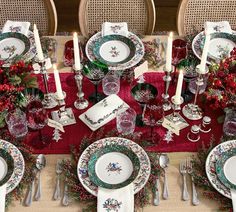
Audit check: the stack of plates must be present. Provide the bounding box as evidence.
[0,31,36,67]
[85,32,144,70]
[0,139,25,193]
[77,137,151,196]
[206,140,236,198]
[192,32,236,64]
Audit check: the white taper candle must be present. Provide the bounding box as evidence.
[165,32,173,72]
[174,70,184,104]
[199,33,210,74]
[53,64,64,100]
[73,32,81,70]
[33,24,44,61]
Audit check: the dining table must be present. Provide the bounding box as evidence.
[7,35,223,212]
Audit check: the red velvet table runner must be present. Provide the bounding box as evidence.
[25,71,223,154]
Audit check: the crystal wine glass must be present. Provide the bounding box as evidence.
[83,60,109,103]
[26,100,49,149]
[131,83,158,126]
[142,99,164,143]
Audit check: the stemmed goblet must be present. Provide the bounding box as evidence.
[26,100,49,149]
[172,39,187,82]
[142,99,164,143]
[83,60,109,103]
[131,83,158,126]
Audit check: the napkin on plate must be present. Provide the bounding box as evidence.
[97,183,134,212]
[0,184,7,212]
[79,94,129,131]
[102,22,128,37]
[204,21,232,34]
[2,20,30,35]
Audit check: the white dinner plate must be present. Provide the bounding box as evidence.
[77,137,151,196]
[86,31,144,71]
[192,31,236,64]
[0,139,25,194]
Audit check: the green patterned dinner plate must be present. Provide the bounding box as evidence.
[0,149,14,186]
[88,144,140,189]
[93,34,136,65]
[216,148,236,190]
[0,32,30,64]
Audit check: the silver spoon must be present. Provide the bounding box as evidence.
[34,154,46,201]
[159,154,170,200]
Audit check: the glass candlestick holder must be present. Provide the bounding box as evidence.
[36,58,58,109]
[74,65,89,110]
[162,68,172,111]
[182,65,208,120]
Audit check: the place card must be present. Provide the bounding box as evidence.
[162,117,180,136]
[134,61,148,79]
[79,94,129,131]
[47,118,65,133]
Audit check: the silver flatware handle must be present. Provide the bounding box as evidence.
[53,176,61,200]
[163,171,169,200]
[191,177,200,206]
[34,173,41,201]
[24,180,34,206]
[182,174,189,201]
[62,183,69,206]
[153,179,160,206]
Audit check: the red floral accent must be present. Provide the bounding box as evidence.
[204,48,236,110]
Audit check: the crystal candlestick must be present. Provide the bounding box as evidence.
[74,66,89,110]
[162,69,172,111]
[37,58,58,109]
[182,66,208,120]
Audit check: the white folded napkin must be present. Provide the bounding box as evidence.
[97,183,134,212]
[2,20,30,35]
[204,21,232,34]
[0,184,7,212]
[79,94,129,131]
[102,22,128,37]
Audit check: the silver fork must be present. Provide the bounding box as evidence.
[187,158,200,206]
[53,160,62,200]
[179,160,190,201]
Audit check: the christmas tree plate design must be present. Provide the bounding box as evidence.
[0,32,30,64]
[88,145,140,189]
[93,34,136,65]
[216,148,236,190]
[0,139,25,193]
[77,137,151,196]
[205,139,236,199]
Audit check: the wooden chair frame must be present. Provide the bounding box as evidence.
[176,0,188,36]
[78,0,156,37]
[44,0,58,35]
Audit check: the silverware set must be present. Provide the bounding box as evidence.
[179,158,200,205]
[53,160,69,206]
[24,154,46,206]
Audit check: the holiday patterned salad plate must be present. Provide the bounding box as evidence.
[93,34,136,65]
[216,148,236,190]
[77,137,151,196]
[205,139,236,199]
[0,139,25,193]
[0,32,30,64]
[88,145,140,189]
[86,32,144,71]
[192,31,236,65]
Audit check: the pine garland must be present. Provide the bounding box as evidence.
[60,128,162,211]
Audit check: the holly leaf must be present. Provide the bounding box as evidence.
[8,75,22,85]
[20,73,38,88]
